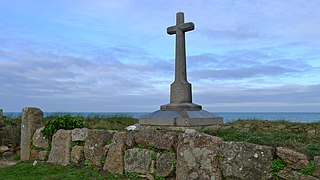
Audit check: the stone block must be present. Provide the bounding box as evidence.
[313,156,320,178]
[20,107,43,161]
[71,145,84,164]
[221,141,274,180]
[104,132,127,174]
[156,152,175,177]
[124,148,152,174]
[0,145,9,154]
[84,129,113,167]
[276,147,308,170]
[47,129,72,166]
[176,130,222,180]
[32,127,49,148]
[72,128,89,141]
[37,150,48,161]
[134,129,177,150]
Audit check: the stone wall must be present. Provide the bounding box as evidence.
[28,127,320,180]
[18,107,320,180]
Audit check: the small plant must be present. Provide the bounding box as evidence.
[107,173,121,180]
[271,158,286,177]
[83,160,92,167]
[101,156,106,166]
[42,114,84,139]
[151,152,158,161]
[12,155,20,161]
[296,161,316,175]
[125,172,139,179]
[154,173,165,180]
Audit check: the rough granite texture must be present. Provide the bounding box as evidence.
[47,129,72,166]
[124,148,152,174]
[176,129,222,180]
[21,107,43,161]
[221,141,274,180]
[276,147,308,170]
[104,132,127,174]
[134,129,177,150]
[156,152,175,177]
[314,156,320,178]
[71,145,84,164]
[84,129,113,167]
[32,127,49,148]
[72,128,89,141]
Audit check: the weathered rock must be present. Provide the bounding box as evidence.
[0,145,9,154]
[156,152,175,177]
[71,145,84,164]
[221,141,274,180]
[134,129,177,150]
[314,156,320,178]
[276,147,308,170]
[278,168,319,180]
[30,149,39,160]
[84,129,113,167]
[125,131,135,148]
[32,127,49,148]
[2,124,21,148]
[104,132,127,174]
[124,148,152,174]
[176,130,222,180]
[72,128,89,141]
[37,150,48,161]
[21,107,43,161]
[2,151,13,157]
[47,129,72,166]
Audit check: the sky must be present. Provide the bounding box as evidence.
[1,0,320,112]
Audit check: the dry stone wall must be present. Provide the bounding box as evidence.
[19,107,320,180]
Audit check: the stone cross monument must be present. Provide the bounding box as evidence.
[139,12,223,126]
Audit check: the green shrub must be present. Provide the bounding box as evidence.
[125,172,139,179]
[42,114,84,139]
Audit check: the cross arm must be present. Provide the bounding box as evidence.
[180,22,195,32]
[167,25,177,35]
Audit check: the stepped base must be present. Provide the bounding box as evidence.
[139,109,223,126]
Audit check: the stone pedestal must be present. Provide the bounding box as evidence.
[20,107,44,161]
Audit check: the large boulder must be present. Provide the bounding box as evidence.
[221,141,274,180]
[71,128,89,141]
[134,129,177,150]
[124,148,152,174]
[32,127,49,148]
[21,107,43,161]
[1,124,21,148]
[276,147,308,170]
[47,129,72,166]
[176,129,222,180]
[83,129,113,167]
[104,132,127,174]
[0,145,9,154]
[156,152,175,177]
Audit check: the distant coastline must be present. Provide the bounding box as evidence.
[3,112,320,123]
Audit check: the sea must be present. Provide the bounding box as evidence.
[3,112,320,123]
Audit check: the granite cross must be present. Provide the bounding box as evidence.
[167,12,195,104]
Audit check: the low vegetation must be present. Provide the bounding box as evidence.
[201,119,320,159]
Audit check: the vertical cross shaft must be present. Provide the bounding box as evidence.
[167,12,195,104]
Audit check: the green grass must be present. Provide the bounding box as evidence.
[200,119,320,159]
[0,161,105,179]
